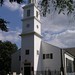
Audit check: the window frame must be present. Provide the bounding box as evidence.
[25,49,29,55]
[19,56,21,61]
[43,54,45,59]
[46,54,50,59]
[36,11,38,18]
[26,24,30,28]
[27,9,30,17]
[50,53,53,59]
[37,25,39,28]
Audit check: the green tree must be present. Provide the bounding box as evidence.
[0,0,23,32]
[0,18,8,32]
[0,0,23,5]
[0,41,18,75]
[39,0,74,16]
[0,0,74,16]
[0,0,74,24]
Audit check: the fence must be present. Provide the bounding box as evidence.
[7,72,75,75]
[34,71,60,75]
[7,72,22,75]
[7,71,60,75]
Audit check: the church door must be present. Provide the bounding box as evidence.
[24,63,31,75]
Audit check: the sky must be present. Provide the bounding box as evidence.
[0,0,75,48]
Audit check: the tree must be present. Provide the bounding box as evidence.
[0,0,23,6]
[0,41,18,75]
[0,18,8,32]
[0,0,23,32]
[0,0,75,16]
[38,0,74,16]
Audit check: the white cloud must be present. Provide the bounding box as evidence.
[3,0,75,48]
[4,0,20,11]
[4,0,25,17]
[0,28,21,44]
[42,29,75,48]
[57,30,75,47]
[19,4,25,17]
[41,12,75,48]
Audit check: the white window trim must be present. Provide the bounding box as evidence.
[65,54,74,61]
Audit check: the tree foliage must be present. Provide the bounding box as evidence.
[0,18,8,32]
[0,41,18,75]
[0,0,74,31]
[0,0,75,16]
[0,0,23,32]
[9,0,23,4]
[0,0,23,6]
[39,0,75,16]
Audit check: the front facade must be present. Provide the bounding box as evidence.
[11,0,75,75]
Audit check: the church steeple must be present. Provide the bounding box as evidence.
[28,0,36,4]
[21,0,41,75]
[22,0,41,36]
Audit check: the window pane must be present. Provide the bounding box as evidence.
[37,25,39,28]
[36,11,38,18]
[43,54,45,59]
[46,54,49,58]
[26,24,30,28]
[50,53,53,59]
[37,50,39,55]
[19,56,21,61]
[27,10,30,17]
[26,50,29,55]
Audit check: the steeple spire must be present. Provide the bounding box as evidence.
[28,0,36,4]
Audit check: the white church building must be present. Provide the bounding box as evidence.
[11,0,75,75]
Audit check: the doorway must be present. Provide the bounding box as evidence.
[24,63,31,75]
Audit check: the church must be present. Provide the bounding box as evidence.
[11,0,75,75]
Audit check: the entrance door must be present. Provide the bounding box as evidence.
[24,63,31,75]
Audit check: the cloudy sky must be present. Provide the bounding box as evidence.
[0,0,75,48]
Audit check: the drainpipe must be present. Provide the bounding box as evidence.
[60,49,64,75]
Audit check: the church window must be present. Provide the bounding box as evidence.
[21,67,23,70]
[19,56,21,61]
[50,53,53,59]
[43,53,53,59]
[43,54,45,59]
[36,11,38,18]
[26,50,29,55]
[31,67,34,71]
[37,25,39,28]
[26,24,30,28]
[27,9,30,17]
[37,50,39,55]
[46,54,49,59]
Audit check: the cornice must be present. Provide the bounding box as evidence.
[21,16,41,24]
[23,3,40,11]
[20,32,42,38]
